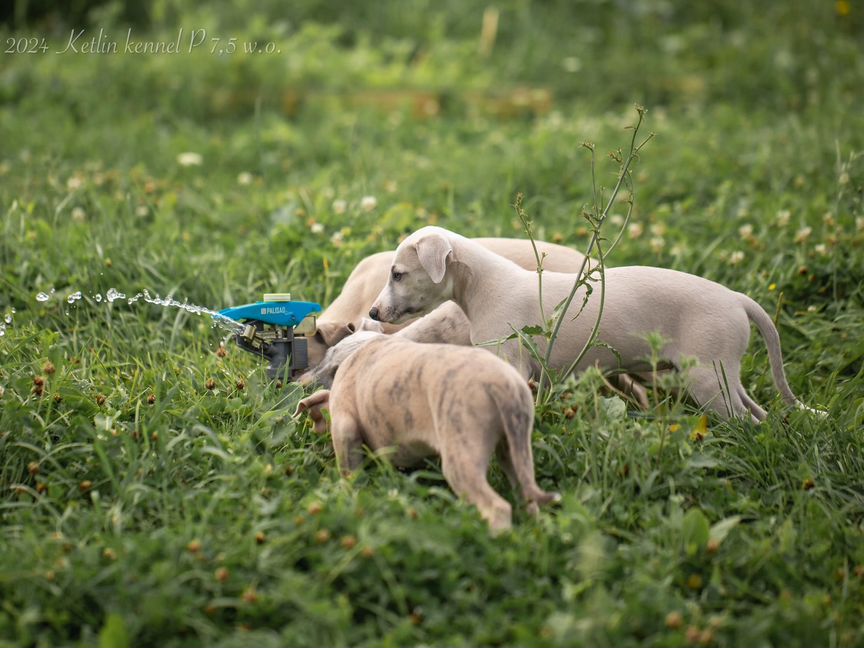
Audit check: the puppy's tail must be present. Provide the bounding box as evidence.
[494,383,561,510]
[741,296,825,416]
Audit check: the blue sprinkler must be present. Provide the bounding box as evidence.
[219,293,321,380]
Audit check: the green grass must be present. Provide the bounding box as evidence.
[1,2,864,646]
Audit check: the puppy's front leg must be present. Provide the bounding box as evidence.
[331,415,364,476]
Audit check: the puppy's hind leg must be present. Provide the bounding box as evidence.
[495,442,560,516]
[738,385,767,423]
[496,394,561,515]
[687,364,750,421]
[440,448,513,533]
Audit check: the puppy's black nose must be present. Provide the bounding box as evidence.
[369,306,380,321]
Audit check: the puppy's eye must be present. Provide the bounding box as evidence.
[392,270,404,282]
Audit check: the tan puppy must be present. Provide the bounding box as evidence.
[295,336,560,532]
[369,226,821,422]
[309,237,589,368]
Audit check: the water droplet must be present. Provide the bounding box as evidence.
[66,291,82,304]
[3,315,11,324]
[0,327,5,337]
[36,292,50,302]
[106,288,125,303]
[94,294,102,303]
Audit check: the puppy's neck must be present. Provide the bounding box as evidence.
[448,236,529,320]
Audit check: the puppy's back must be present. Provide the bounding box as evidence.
[336,336,529,424]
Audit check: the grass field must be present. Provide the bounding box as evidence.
[1,1,864,646]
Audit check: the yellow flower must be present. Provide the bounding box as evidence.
[690,415,709,442]
[768,283,777,291]
[836,0,851,17]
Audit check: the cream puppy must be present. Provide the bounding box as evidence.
[308,237,589,368]
[369,226,820,422]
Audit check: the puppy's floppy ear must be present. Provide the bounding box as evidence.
[293,389,331,434]
[413,232,452,284]
[315,321,356,347]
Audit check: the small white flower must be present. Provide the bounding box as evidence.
[136,205,149,217]
[728,251,745,265]
[384,180,398,193]
[609,214,625,227]
[67,176,83,190]
[670,244,686,256]
[738,223,753,240]
[177,152,203,167]
[360,195,378,212]
[649,223,667,236]
[71,207,86,223]
[776,210,791,227]
[650,236,666,253]
[794,226,812,244]
[822,212,835,226]
[627,223,644,239]
[310,222,324,234]
[856,216,864,232]
[807,305,818,313]
[814,243,828,256]
[332,199,347,215]
[330,231,344,246]
[237,172,253,186]
[839,172,850,185]
[562,57,581,73]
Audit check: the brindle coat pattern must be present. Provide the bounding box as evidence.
[295,336,560,532]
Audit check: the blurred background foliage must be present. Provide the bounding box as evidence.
[2,0,863,118]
